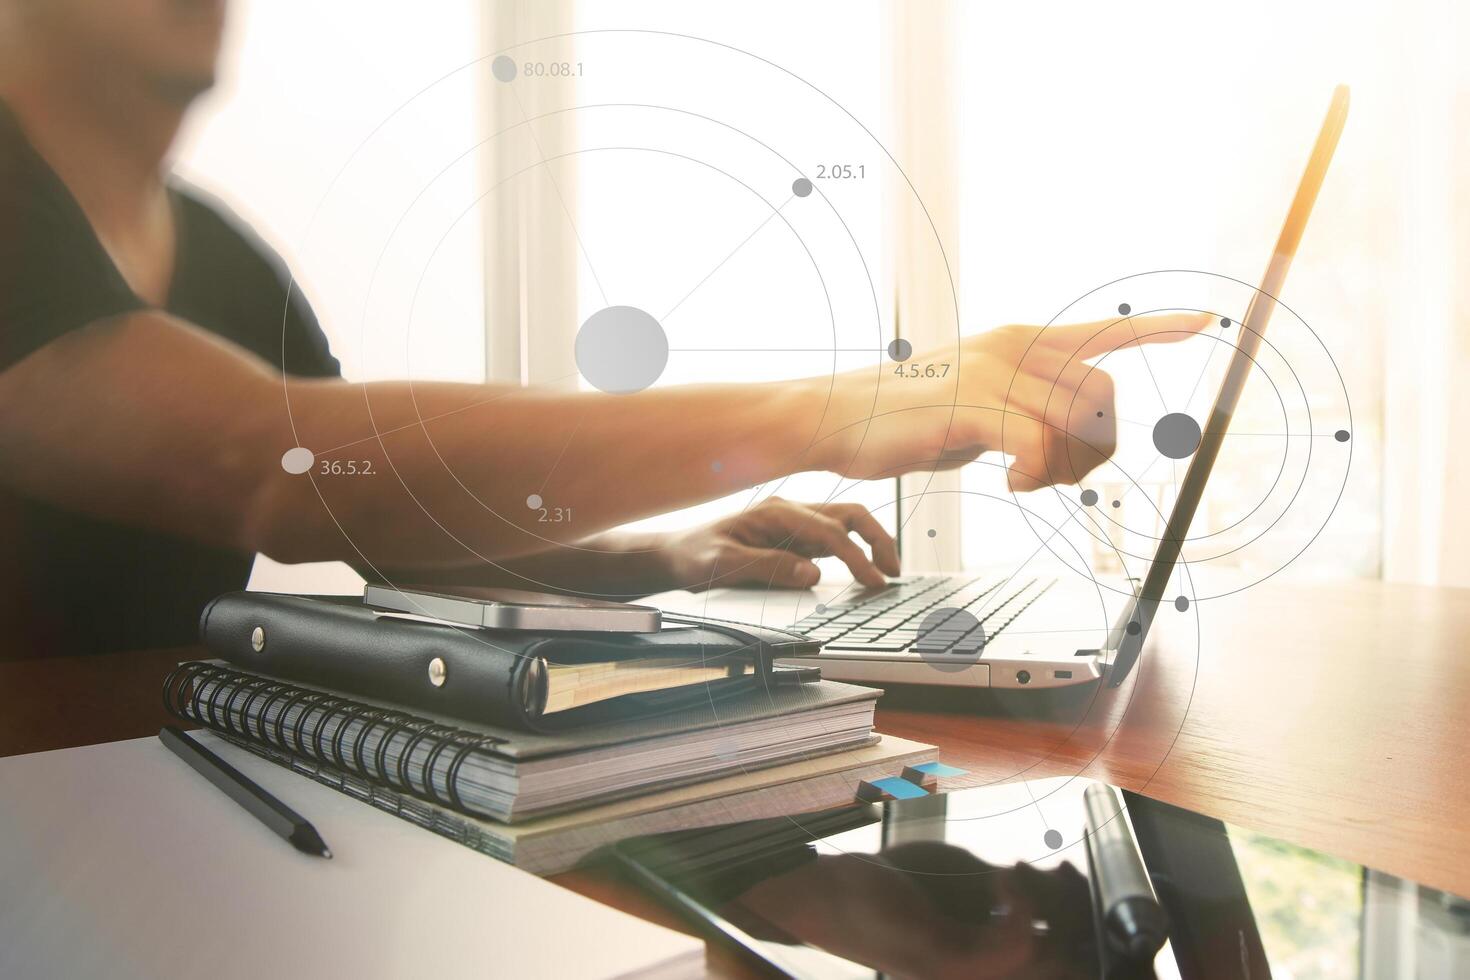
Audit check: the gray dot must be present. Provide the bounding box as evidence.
[926,528,937,538]
[1080,489,1099,507]
[1111,499,1121,508]
[491,55,516,83]
[1220,317,1232,328]
[1153,412,1202,459]
[917,608,984,673]
[1126,620,1141,636]
[1334,429,1350,443]
[711,460,723,472]
[280,447,314,475]
[791,177,813,198]
[1096,410,1104,418]
[1174,595,1190,612]
[1043,829,1063,850]
[526,493,543,510]
[815,603,827,614]
[1117,303,1131,316]
[888,338,913,362]
[575,306,668,393]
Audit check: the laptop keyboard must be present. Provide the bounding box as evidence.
[791,575,1057,655]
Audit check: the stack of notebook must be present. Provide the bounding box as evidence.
[164,591,937,874]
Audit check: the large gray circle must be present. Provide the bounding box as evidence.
[916,607,985,673]
[575,305,669,393]
[1152,411,1202,459]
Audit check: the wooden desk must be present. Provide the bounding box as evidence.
[6,580,1470,973]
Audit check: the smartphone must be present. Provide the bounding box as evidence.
[363,584,662,633]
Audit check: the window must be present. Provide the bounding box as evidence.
[566,3,898,567]
[177,1,1465,593]
[954,0,1402,593]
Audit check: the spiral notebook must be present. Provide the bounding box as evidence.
[220,729,937,875]
[164,660,881,823]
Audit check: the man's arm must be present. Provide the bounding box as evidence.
[0,308,1204,575]
[0,311,823,572]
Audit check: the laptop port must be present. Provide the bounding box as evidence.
[1054,669,1073,679]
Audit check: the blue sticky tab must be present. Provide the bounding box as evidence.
[868,776,929,800]
[908,761,968,778]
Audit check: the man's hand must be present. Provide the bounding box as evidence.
[662,497,899,591]
[813,312,1211,490]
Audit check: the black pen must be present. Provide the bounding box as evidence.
[1083,783,1165,960]
[159,725,333,859]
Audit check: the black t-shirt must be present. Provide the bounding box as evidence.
[0,102,340,657]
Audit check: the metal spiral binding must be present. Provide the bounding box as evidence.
[445,735,505,812]
[281,690,329,760]
[238,677,288,745]
[391,719,433,793]
[373,711,420,792]
[203,666,238,732]
[309,696,356,771]
[401,724,457,805]
[348,707,388,779]
[288,690,332,758]
[160,660,504,816]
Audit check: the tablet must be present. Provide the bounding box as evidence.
[363,583,662,632]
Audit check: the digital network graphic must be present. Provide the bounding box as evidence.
[270,31,1353,869]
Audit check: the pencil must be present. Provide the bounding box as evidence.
[159,725,332,859]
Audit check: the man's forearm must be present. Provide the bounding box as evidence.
[255,375,825,569]
[0,312,832,573]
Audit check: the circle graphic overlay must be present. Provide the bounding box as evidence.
[276,30,1206,876]
[1152,411,1202,459]
[288,27,962,573]
[914,607,983,673]
[575,305,670,393]
[280,446,315,475]
[710,474,1198,870]
[1000,270,1353,605]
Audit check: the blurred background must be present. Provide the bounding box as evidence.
[175,0,1468,603]
[171,4,1467,974]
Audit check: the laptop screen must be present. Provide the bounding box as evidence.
[1106,86,1349,686]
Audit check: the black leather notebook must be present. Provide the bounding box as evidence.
[200,591,822,731]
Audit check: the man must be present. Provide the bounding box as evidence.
[0,0,1202,656]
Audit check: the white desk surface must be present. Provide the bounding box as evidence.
[0,734,704,980]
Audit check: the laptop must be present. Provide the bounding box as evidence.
[679,86,1349,692]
